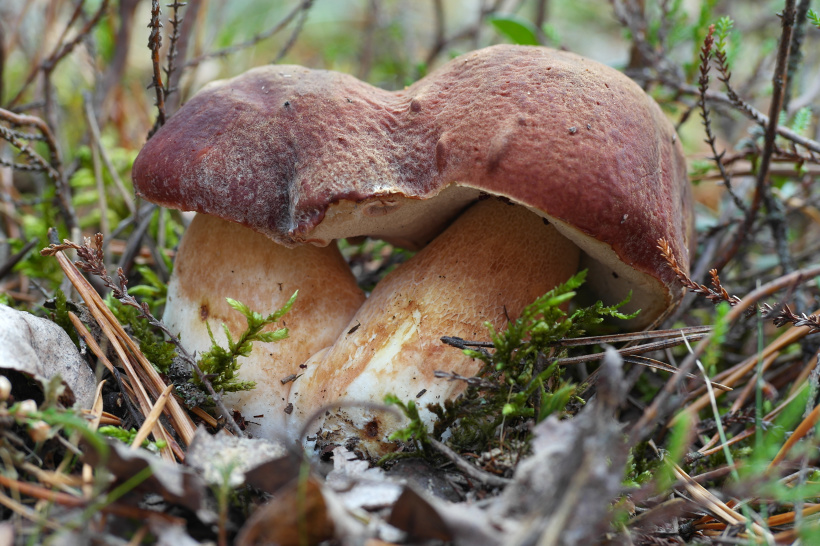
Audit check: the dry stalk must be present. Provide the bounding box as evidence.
[698,381,807,458]
[0,474,184,525]
[769,402,820,468]
[657,238,745,309]
[685,316,816,416]
[182,0,315,69]
[41,233,241,439]
[40,238,193,456]
[428,438,511,487]
[83,382,107,499]
[131,384,175,450]
[148,0,167,130]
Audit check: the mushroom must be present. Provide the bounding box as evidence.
[133,45,692,449]
[157,214,365,439]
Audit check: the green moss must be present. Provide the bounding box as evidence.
[194,292,297,396]
[386,271,639,454]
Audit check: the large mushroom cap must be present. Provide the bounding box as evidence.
[133,44,692,327]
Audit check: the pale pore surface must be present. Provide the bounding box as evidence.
[164,214,365,439]
[287,199,581,454]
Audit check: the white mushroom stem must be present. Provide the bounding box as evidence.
[164,214,365,439]
[287,198,581,454]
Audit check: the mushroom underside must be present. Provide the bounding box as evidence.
[309,184,673,329]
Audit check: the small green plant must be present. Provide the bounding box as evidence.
[384,394,430,451]
[49,289,80,348]
[808,9,820,29]
[488,13,539,45]
[714,15,734,54]
[194,292,297,396]
[387,271,638,453]
[98,425,168,451]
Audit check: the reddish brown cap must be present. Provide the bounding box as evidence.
[133,44,692,327]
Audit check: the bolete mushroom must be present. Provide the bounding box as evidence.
[133,45,692,449]
[159,214,365,439]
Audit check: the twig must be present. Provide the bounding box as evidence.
[163,1,187,103]
[760,303,820,334]
[653,78,820,155]
[82,92,135,214]
[0,238,37,279]
[710,1,797,274]
[699,25,747,213]
[657,238,748,311]
[433,370,500,390]
[555,325,714,347]
[428,438,511,487]
[757,0,797,273]
[182,0,314,69]
[6,0,110,110]
[554,335,710,366]
[0,108,78,234]
[783,0,813,110]
[424,0,506,66]
[148,0,167,132]
[270,0,313,64]
[41,233,244,436]
[0,474,184,525]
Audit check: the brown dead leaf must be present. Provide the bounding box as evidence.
[388,486,453,542]
[235,477,333,546]
[81,437,208,516]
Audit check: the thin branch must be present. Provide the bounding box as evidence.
[760,304,820,334]
[754,0,797,275]
[424,0,505,66]
[182,0,314,70]
[783,0,812,110]
[6,0,110,109]
[429,438,512,487]
[650,78,820,155]
[706,28,748,213]
[270,0,313,64]
[82,93,135,214]
[658,238,748,310]
[148,0,167,132]
[162,1,187,103]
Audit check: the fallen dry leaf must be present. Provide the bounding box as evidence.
[185,427,288,488]
[81,437,209,517]
[388,486,453,542]
[494,346,629,545]
[0,304,96,409]
[235,477,334,546]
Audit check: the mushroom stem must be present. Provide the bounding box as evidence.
[287,198,581,454]
[164,214,365,439]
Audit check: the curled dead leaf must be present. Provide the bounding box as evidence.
[0,304,96,408]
